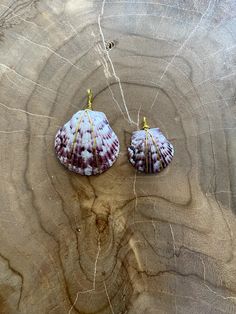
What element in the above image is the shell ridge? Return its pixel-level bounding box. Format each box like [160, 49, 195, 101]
[95, 116, 119, 170]
[72, 111, 86, 155]
[145, 130, 149, 173]
[85, 110, 100, 174]
[89, 111, 113, 173]
[148, 130, 163, 171]
[68, 111, 86, 172]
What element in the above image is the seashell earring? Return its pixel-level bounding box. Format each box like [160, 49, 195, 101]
[128, 117, 174, 174]
[55, 89, 120, 176]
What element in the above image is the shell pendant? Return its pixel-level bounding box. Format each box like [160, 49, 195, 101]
[55, 90, 120, 176]
[128, 117, 174, 174]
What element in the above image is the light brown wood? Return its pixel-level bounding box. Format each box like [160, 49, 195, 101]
[0, 0, 236, 313]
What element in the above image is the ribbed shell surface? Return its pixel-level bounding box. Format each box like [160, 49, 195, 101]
[55, 110, 120, 175]
[128, 128, 174, 173]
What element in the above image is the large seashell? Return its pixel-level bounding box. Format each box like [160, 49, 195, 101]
[55, 90, 119, 176]
[128, 117, 174, 174]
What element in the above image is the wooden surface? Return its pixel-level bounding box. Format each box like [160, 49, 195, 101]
[0, 0, 236, 313]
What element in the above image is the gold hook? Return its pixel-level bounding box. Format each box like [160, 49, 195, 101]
[143, 117, 150, 130]
[87, 89, 93, 110]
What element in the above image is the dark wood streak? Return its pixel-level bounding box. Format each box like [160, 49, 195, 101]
[0, 253, 23, 310]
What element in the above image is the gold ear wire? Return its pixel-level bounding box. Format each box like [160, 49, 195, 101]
[87, 89, 93, 110]
[143, 117, 150, 130]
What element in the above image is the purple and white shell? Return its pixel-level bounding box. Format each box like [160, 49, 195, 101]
[128, 128, 174, 174]
[55, 109, 120, 175]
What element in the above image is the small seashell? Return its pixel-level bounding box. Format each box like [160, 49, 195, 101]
[55, 90, 120, 176]
[128, 117, 174, 174]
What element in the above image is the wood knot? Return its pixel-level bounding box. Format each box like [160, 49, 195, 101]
[105, 40, 116, 50]
[95, 215, 108, 233]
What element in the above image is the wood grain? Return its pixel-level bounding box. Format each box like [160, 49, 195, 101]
[0, 0, 236, 313]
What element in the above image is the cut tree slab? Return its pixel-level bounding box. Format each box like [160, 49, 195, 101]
[0, 0, 236, 313]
